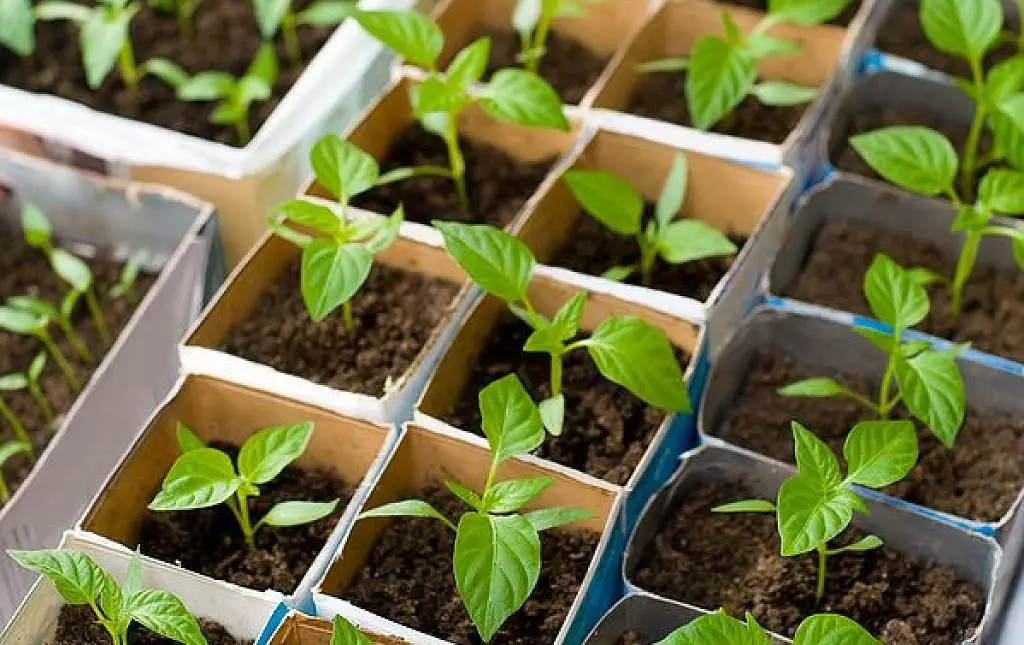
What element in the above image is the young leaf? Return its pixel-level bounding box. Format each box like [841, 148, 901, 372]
[550, 291, 587, 340]
[751, 81, 818, 107]
[81, 10, 134, 89]
[792, 613, 880, 645]
[453, 512, 540, 642]
[252, 0, 289, 39]
[686, 35, 756, 131]
[310, 134, 380, 201]
[828, 535, 884, 554]
[126, 589, 207, 645]
[863, 254, 929, 330]
[259, 499, 339, 527]
[512, 0, 541, 35]
[434, 222, 535, 304]
[0, 441, 31, 467]
[359, 499, 452, 524]
[7, 550, 109, 605]
[50, 249, 93, 292]
[538, 394, 565, 436]
[237, 422, 315, 485]
[149, 448, 240, 511]
[301, 240, 373, 321]
[479, 374, 545, 465]
[849, 127, 958, 196]
[563, 170, 644, 235]
[656, 153, 688, 229]
[919, 0, 1002, 62]
[778, 378, 846, 398]
[655, 609, 771, 645]
[843, 420, 919, 488]
[522, 506, 593, 531]
[657, 220, 738, 265]
[746, 32, 802, 58]
[712, 499, 777, 513]
[479, 69, 569, 130]
[792, 421, 842, 488]
[353, 10, 444, 69]
[978, 168, 1024, 214]
[446, 480, 483, 510]
[0, 306, 43, 335]
[176, 423, 205, 453]
[768, 0, 854, 26]
[20, 202, 52, 249]
[777, 475, 854, 556]
[0, 374, 28, 391]
[892, 351, 965, 449]
[28, 353, 46, 381]
[331, 615, 372, 645]
[482, 477, 553, 513]
[446, 37, 490, 91]
[0, 0, 34, 56]
[274, 200, 342, 235]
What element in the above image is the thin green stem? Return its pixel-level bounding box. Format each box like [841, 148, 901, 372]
[118, 38, 139, 92]
[58, 317, 95, 364]
[177, 0, 194, 39]
[343, 300, 354, 336]
[282, 9, 301, 66]
[483, 456, 501, 500]
[0, 475, 10, 503]
[230, 490, 256, 546]
[961, 58, 986, 199]
[235, 116, 252, 146]
[549, 353, 563, 396]
[28, 383, 54, 424]
[376, 165, 454, 185]
[952, 230, 983, 318]
[38, 331, 79, 392]
[816, 545, 828, 602]
[638, 239, 657, 287]
[839, 388, 881, 415]
[525, 13, 553, 74]
[877, 359, 896, 419]
[85, 289, 111, 346]
[442, 118, 469, 209]
[0, 400, 32, 460]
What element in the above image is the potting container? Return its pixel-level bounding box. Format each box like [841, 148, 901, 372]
[0, 148, 220, 621]
[0, 0, 410, 266]
[77, 373, 397, 611]
[312, 422, 624, 644]
[0, 530, 285, 645]
[624, 443, 1004, 644]
[183, 200, 476, 424]
[266, 611, 410, 645]
[590, 0, 850, 172]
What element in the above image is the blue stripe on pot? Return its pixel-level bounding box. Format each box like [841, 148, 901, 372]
[255, 602, 292, 645]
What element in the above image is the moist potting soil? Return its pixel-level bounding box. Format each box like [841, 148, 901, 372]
[52, 604, 251, 645]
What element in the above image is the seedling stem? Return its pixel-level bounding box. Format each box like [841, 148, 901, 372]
[0, 400, 32, 456]
[962, 58, 986, 198]
[282, 8, 301, 65]
[85, 289, 111, 346]
[118, 38, 139, 91]
[443, 119, 469, 208]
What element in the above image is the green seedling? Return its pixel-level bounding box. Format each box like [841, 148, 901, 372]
[9, 548, 208, 645]
[0, 306, 79, 391]
[149, 421, 340, 546]
[10, 294, 95, 364]
[343, 9, 568, 207]
[150, 0, 201, 39]
[109, 250, 148, 303]
[637, 0, 854, 131]
[779, 254, 967, 449]
[0, 441, 32, 503]
[512, 0, 609, 73]
[250, 0, 353, 66]
[268, 135, 411, 330]
[36, 0, 141, 91]
[145, 44, 278, 144]
[330, 615, 372, 645]
[25, 353, 55, 424]
[655, 609, 879, 644]
[716, 420, 918, 602]
[358, 374, 593, 643]
[563, 152, 737, 285]
[0, 375, 33, 456]
[851, 126, 1024, 317]
[434, 221, 690, 435]
[0, 0, 34, 56]
[21, 201, 53, 254]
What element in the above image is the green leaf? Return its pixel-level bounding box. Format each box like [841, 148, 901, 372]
[979, 169, 1024, 214]
[479, 374, 545, 465]
[0, 306, 45, 335]
[446, 37, 490, 91]
[235, 75, 272, 108]
[0, 374, 28, 391]
[792, 421, 842, 488]
[8, 550, 109, 605]
[331, 615, 372, 645]
[8, 295, 57, 321]
[274, 200, 342, 235]
[602, 264, 636, 281]
[893, 351, 965, 449]
[656, 153, 688, 229]
[0, 441, 31, 466]
[28, 353, 46, 381]
[777, 475, 854, 556]
[657, 219, 737, 265]
[454, 513, 540, 642]
[0, 0, 35, 56]
[919, 0, 1002, 62]
[792, 613, 881, 645]
[551, 291, 587, 340]
[247, 42, 279, 87]
[358, 499, 452, 524]
[411, 75, 470, 116]
[828, 535, 884, 555]
[538, 393, 565, 436]
[843, 420, 918, 488]
[905, 267, 945, 286]
[259, 499, 339, 527]
[127, 589, 207, 645]
[585, 316, 690, 411]
[751, 81, 818, 107]
[142, 58, 189, 88]
[445, 480, 483, 510]
[310, 134, 379, 201]
[300, 240, 373, 321]
[363, 206, 404, 253]
[149, 448, 240, 511]
[712, 499, 777, 513]
[655, 609, 772, 645]
[768, 0, 854, 25]
[20, 202, 52, 249]
[50, 249, 93, 292]
[745, 32, 801, 58]
[992, 107, 1024, 170]
[353, 9, 443, 69]
[81, 9, 133, 89]
[479, 69, 569, 130]
[1013, 235, 1024, 271]
[295, 0, 358, 26]
[778, 378, 845, 398]
[636, 57, 689, 73]
[863, 253, 929, 330]
[176, 423, 204, 453]
[433, 222, 535, 304]
[121, 549, 142, 601]
[523, 506, 593, 531]
[686, 35, 756, 131]
[252, 0, 289, 38]
[953, 203, 991, 231]
[849, 127, 958, 196]
[238, 421, 314, 484]
[482, 476, 553, 513]
[985, 56, 1024, 103]
[563, 170, 643, 236]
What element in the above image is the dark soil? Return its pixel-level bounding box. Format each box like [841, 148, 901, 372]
[351, 123, 556, 227]
[633, 480, 984, 644]
[0, 0, 335, 146]
[342, 486, 600, 645]
[875, 1, 1019, 77]
[713, 350, 1024, 523]
[627, 70, 806, 144]
[550, 204, 744, 301]
[221, 260, 459, 397]
[439, 316, 685, 485]
[53, 604, 251, 645]
[616, 633, 645, 645]
[0, 231, 154, 502]
[138, 442, 351, 593]
[787, 219, 1024, 365]
[714, 0, 862, 26]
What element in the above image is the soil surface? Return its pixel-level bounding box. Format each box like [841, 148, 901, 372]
[616, 633, 645, 645]
[551, 204, 744, 301]
[787, 219, 1024, 364]
[342, 486, 599, 644]
[138, 442, 350, 593]
[0, 0, 335, 146]
[352, 123, 556, 227]
[482, 28, 610, 105]
[875, 1, 1019, 77]
[439, 316, 685, 485]
[0, 231, 153, 503]
[714, 0, 862, 26]
[53, 604, 250, 645]
[713, 350, 1024, 522]
[633, 480, 984, 644]
[628, 70, 806, 144]
[221, 261, 459, 397]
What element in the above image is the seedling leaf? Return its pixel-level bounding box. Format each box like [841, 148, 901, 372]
[657, 220, 738, 265]
[148, 448, 240, 510]
[353, 10, 443, 69]
[50, 249, 93, 292]
[237, 422, 314, 484]
[843, 420, 918, 487]
[0, 374, 28, 391]
[656, 153, 688, 229]
[482, 477, 553, 513]
[828, 535, 884, 555]
[446, 480, 483, 510]
[434, 222, 534, 304]
[479, 69, 569, 130]
[274, 200, 341, 235]
[768, 0, 853, 25]
[300, 240, 373, 321]
[0, 0, 34, 56]
[979, 168, 1024, 214]
[849, 127, 957, 196]
[7, 549, 109, 604]
[686, 35, 756, 130]
[310, 134, 380, 201]
[252, 0, 289, 39]
[777, 475, 854, 556]
[792, 613, 881, 645]
[563, 170, 643, 235]
[479, 374, 545, 465]
[82, 9, 133, 89]
[20, 202, 52, 250]
[778, 378, 845, 398]
[523, 507, 593, 531]
[259, 499, 339, 527]
[447, 37, 490, 91]
[127, 589, 207, 645]
[792, 421, 842, 488]
[863, 253, 929, 329]
[713, 499, 777, 513]
[751, 81, 818, 107]
[538, 394, 565, 436]
[359, 499, 451, 523]
[920, 0, 1002, 62]
[892, 351, 965, 448]
[331, 616, 372, 645]
[176, 423, 205, 453]
[654, 608, 772, 645]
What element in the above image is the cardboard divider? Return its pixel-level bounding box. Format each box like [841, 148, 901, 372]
[267, 611, 410, 645]
[314, 423, 622, 644]
[78, 374, 396, 604]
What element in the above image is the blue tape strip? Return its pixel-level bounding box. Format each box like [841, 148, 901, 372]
[254, 601, 290, 645]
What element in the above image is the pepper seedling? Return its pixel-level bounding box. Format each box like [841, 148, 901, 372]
[563, 152, 737, 285]
[654, 609, 879, 644]
[35, 0, 141, 91]
[0, 0, 34, 56]
[636, 0, 854, 131]
[434, 222, 690, 435]
[330, 615, 373, 645]
[0, 352, 54, 427]
[150, 0, 202, 40]
[268, 134, 412, 329]
[358, 374, 593, 643]
[149, 420, 340, 546]
[342, 9, 568, 207]
[0, 375, 33, 458]
[250, 0, 354, 66]
[0, 441, 32, 503]
[145, 43, 279, 144]
[779, 253, 967, 450]
[109, 250, 148, 304]
[9, 294, 95, 364]
[716, 420, 918, 602]
[9, 548, 208, 645]
[511, 0, 609, 73]
[0, 306, 80, 391]
[851, 126, 1024, 317]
